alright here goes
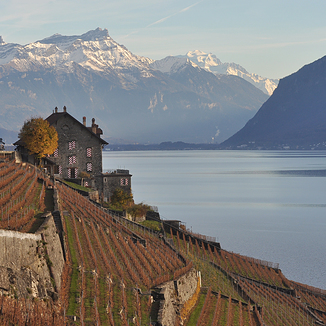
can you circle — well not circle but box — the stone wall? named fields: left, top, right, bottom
left=0, top=213, right=65, bottom=300
left=155, top=268, right=199, bottom=326
left=0, top=229, right=53, bottom=298
left=36, top=213, right=65, bottom=291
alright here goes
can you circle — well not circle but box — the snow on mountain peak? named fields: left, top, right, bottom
left=181, top=50, right=278, bottom=95
left=149, top=56, right=195, bottom=74
left=150, top=55, right=204, bottom=77
left=0, top=28, right=154, bottom=76
left=186, top=50, right=221, bottom=68
left=38, top=27, right=110, bottom=45
left=0, top=30, right=278, bottom=95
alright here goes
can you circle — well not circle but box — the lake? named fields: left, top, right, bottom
left=103, top=150, right=326, bottom=290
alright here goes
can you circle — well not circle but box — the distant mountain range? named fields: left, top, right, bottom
left=0, top=28, right=269, bottom=144
left=178, top=51, right=278, bottom=96
left=220, top=55, right=326, bottom=149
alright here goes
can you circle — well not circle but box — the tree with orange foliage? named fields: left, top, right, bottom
left=19, top=117, right=58, bottom=161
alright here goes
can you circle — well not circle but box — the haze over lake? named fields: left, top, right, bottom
left=103, top=150, right=326, bottom=290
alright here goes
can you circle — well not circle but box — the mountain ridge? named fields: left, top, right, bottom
left=219, top=55, right=326, bottom=149
left=0, top=28, right=268, bottom=144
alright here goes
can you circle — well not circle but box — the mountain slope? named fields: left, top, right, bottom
left=220, top=55, right=326, bottom=149
left=149, top=57, right=268, bottom=142
left=0, top=28, right=268, bottom=144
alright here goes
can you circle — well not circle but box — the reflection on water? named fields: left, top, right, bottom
left=103, top=150, right=326, bottom=289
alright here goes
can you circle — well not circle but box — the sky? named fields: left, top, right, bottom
left=1, top=0, right=326, bottom=79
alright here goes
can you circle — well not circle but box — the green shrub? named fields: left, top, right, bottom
left=109, top=189, right=134, bottom=210
left=127, top=203, right=150, bottom=218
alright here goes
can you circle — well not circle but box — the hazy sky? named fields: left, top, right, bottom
left=1, top=0, right=326, bottom=79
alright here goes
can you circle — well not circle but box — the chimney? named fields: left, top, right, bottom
left=91, top=118, right=96, bottom=133
left=55, top=107, right=58, bottom=113
left=83, top=116, right=86, bottom=126
left=63, top=106, right=67, bottom=112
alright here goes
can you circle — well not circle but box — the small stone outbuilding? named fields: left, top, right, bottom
left=96, top=169, right=132, bottom=202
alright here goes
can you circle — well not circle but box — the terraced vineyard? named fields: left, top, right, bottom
left=0, top=160, right=326, bottom=325
left=166, top=225, right=326, bottom=326
left=0, top=161, right=51, bottom=231
left=186, top=287, right=259, bottom=326
left=56, top=181, right=191, bottom=325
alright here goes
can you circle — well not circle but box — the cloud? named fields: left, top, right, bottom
left=122, top=0, right=204, bottom=38
left=147, top=0, right=204, bottom=27
left=180, top=1, right=203, bottom=12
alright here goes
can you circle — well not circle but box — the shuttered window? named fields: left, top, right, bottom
left=120, top=178, right=128, bottom=186
left=69, top=156, right=76, bottom=165
left=86, top=163, right=92, bottom=172
left=68, top=141, right=76, bottom=150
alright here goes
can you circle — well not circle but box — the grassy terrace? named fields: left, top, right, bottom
left=64, top=213, right=80, bottom=317
left=61, top=180, right=92, bottom=192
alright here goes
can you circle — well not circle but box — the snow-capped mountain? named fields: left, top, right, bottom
left=177, top=50, right=278, bottom=95
left=150, top=56, right=199, bottom=74
left=0, top=28, right=268, bottom=144
left=0, top=28, right=154, bottom=86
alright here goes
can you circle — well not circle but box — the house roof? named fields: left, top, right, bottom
left=15, top=110, right=109, bottom=147
left=46, top=111, right=108, bottom=145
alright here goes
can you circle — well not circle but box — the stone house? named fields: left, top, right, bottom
left=15, top=106, right=107, bottom=187
left=46, top=106, right=108, bottom=181
left=15, top=106, right=132, bottom=202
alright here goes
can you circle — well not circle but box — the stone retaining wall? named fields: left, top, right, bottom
left=156, top=268, right=198, bottom=326
left=36, top=213, right=65, bottom=291
left=0, top=211, right=65, bottom=299
left=0, top=226, right=53, bottom=298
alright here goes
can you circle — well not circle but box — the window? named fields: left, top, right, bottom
left=120, top=178, right=128, bottom=186
left=86, top=147, right=92, bottom=157
left=53, top=148, right=59, bottom=157
left=68, top=168, right=78, bottom=178
left=69, top=156, right=76, bottom=165
left=58, top=165, right=62, bottom=175
left=68, top=140, right=76, bottom=150
left=86, top=162, right=92, bottom=172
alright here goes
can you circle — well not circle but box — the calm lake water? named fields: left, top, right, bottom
left=103, top=150, right=326, bottom=290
